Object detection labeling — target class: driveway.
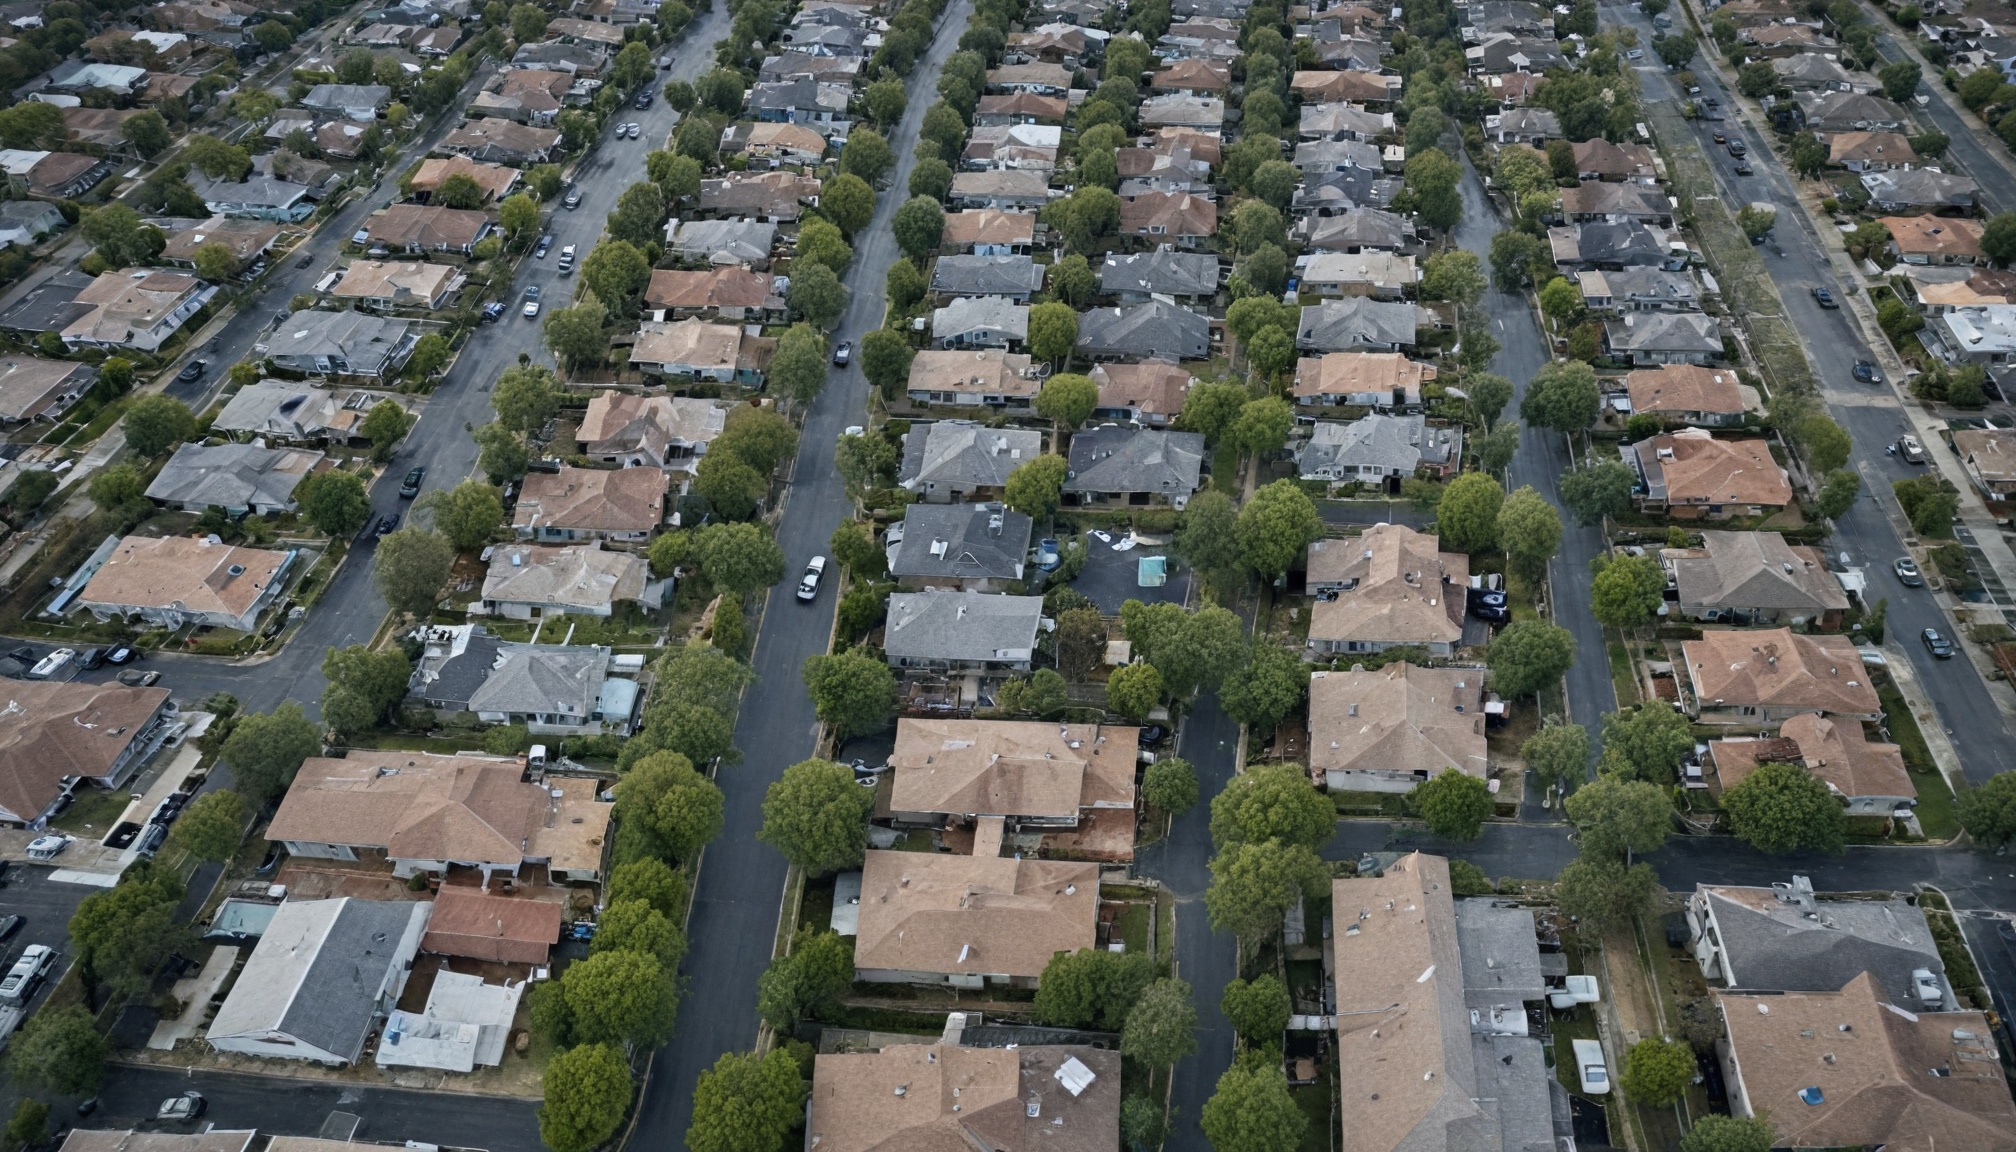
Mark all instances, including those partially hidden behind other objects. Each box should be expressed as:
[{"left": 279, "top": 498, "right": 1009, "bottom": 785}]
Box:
[{"left": 1068, "top": 533, "right": 1190, "bottom": 614}]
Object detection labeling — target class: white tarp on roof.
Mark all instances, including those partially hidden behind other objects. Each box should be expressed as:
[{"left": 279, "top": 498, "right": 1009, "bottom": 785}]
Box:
[{"left": 375, "top": 971, "right": 522, "bottom": 1073}]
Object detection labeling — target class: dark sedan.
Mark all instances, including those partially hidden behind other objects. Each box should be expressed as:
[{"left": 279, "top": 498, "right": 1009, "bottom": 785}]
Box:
[
  {"left": 1468, "top": 590, "right": 1510, "bottom": 622},
  {"left": 1923, "top": 627, "right": 1955, "bottom": 659}
]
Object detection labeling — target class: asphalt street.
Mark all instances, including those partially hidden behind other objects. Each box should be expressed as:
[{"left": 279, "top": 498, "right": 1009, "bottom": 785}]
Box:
[
  {"left": 1863, "top": 25, "right": 2014, "bottom": 218},
  {"left": 1609, "top": 0, "right": 2016, "bottom": 785},
  {"left": 0, "top": 863, "right": 93, "bottom": 1019},
  {"left": 1137, "top": 695, "right": 1240, "bottom": 1152},
  {"left": 628, "top": 0, "right": 976, "bottom": 1144}
]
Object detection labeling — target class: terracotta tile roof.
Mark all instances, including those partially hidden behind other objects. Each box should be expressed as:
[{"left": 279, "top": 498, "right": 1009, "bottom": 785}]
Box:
[
  {"left": 420, "top": 887, "right": 564, "bottom": 964},
  {"left": 1717, "top": 973, "right": 2016, "bottom": 1151},
  {"left": 1151, "top": 58, "right": 1233, "bottom": 90},
  {"left": 1883, "top": 215, "right": 1985, "bottom": 259},
  {"left": 408, "top": 155, "right": 520, "bottom": 203},
  {"left": 1308, "top": 663, "right": 1488, "bottom": 780},
  {"left": 1292, "top": 352, "right": 1437, "bottom": 401},
  {"left": 1118, "top": 191, "right": 1216, "bottom": 237},
  {"left": 364, "top": 204, "right": 491, "bottom": 250},
  {"left": 1306, "top": 524, "right": 1467, "bottom": 647},
  {"left": 1682, "top": 628, "right": 1881, "bottom": 716},
  {"left": 809, "top": 1043, "right": 1120, "bottom": 1152},
  {"left": 853, "top": 850, "right": 1097, "bottom": 979},
  {"left": 1626, "top": 365, "right": 1745, "bottom": 418},
  {"left": 1291, "top": 69, "right": 1398, "bottom": 102},
  {"left": 0, "top": 681, "right": 170, "bottom": 824},
  {"left": 889, "top": 718, "right": 1137, "bottom": 819},
  {"left": 513, "top": 466, "right": 669, "bottom": 534},
  {"left": 77, "top": 535, "right": 287, "bottom": 619}
]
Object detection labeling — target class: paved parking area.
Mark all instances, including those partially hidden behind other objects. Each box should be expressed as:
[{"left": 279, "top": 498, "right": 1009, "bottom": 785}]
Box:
[
  {"left": 1068, "top": 534, "right": 1192, "bottom": 614},
  {"left": 0, "top": 862, "right": 94, "bottom": 1015}
]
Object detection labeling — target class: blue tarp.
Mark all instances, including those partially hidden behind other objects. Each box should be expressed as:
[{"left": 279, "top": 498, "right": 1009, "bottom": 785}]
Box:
[{"left": 1138, "top": 556, "right": 1167, "bottom": 587}]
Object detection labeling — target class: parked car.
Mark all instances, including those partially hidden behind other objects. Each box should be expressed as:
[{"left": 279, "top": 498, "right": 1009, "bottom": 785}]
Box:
[
  {"left": 156, "top": 1093, "right": 205, "bottom": 1123},
  {"left": 481, "top": 302, "right": 506, "bottom": 323},
  {"left": 137, "top": 823, "right": 168, "bottom": 856},
  {"left": 106, "top": 645, "right": 136, "bottom": 664},
  {"left": 78, "top": 648, "right": 105, "bottom": 670},
  {"left": 0, "top": 945, "right": 54, "bottom": 1002},
  {"left": 1812, "top": 287, "right": 1838, "bottom": 308},
  {"left": 1034, "top": 538, "right": 1061, "bottom": 571},
  {"left": 1897, "top": 434, "right": 1927, "bottom": 463},
  {"left": 535, "top": 235, "right": 553, "bottom": 257},
  {"left": 117, "top": 669, "right": 161, "bottom": 687},
  {"left": 1923, "top": 627, "right": 1955, "bottom": 659},
  {"left": 24, "top": 834, "right": 67, "bottom": 861},
  {"left": 563, "top": 190, "right": 582, "bottom": 209},
  {"left": 27, "top": 649, "right": 74, "bottom": 679},
  {"left": 400, "top": 467, "right": 426, "bottom": 498},
  {"left": 373, "top": 513, "right": 400, "bottom": 538},
  {"left": 1573, "top": 1039, "right": 1610, "bottom": 1095},
  {"left": 176, "top": 360, "right": 206, "bottom": 383},
  {"left": 0, "top": 915, "right": 20, "bottom": 943},
  {"left": 8, "top": 647, "right": 31, "bottom": 664},
  {"left": 523, "top": 300, "right": 541, "bottom": 318},
  {"left": 1138, "top": 724, "right": 1169, "bottom": 747},
  {"left": 797, "top": 556, "right": 828, "bottom": 601},
  {"left": 1895, "top": 556, "right": 1924, "bottom": 586},
  {"left": 1712, "top": 131, "right": 1726, "bottom": 144},
  {"left": 1468, "top": 590, "right": 1510, "bottom": 621},
  {"left": 832, "top": 341, "right": 852, "bottom": 366},
  {"left": 1853, "top": 361, "right": 1881, "bottom": 383}
]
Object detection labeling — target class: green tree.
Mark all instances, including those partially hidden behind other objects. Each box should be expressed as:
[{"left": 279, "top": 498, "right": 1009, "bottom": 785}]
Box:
[
  {"left": 1498, "top": 486, "right": 1562, "bottom": 584},
  {"left": 1879, "top": 59, "right": 1923, "bottom": 103},
  {"left": 1236, "top": 480, "right": 1324, "bottom": 580},
  {"left": 1564, "top": 776, "right": 1670, "bottom": 860},
  {"left": 1539, "top": 276, "right": 1584, "bottom": 326},
  {"left": 1796, "top": 413, "right": 1852, "bottom": 474},
  {"left": 1467, "top": 374, "right": 1515, "bottom": 430},
  {"left": 828, "top": 520, "right": 884, "bottom": 580},
  {"left": 373, "top": 527, "right": 454, "bottom": 619},
  {"left": 788, "top": 263, "right": 848, "bottom": 331},
  {"left": 1106, "top": 661, "right": 1165, "bottom": 721},
  {"left": 122, "top": 394, "right": 196, "bottom": 457},
  {"left": 539, "top": 1044, "right": 632, "bottom": 1152},
  {"left": 67, "top": 866, "right": 186, "bottom": 1006},
  {"left": 1412, "top": 768, "right": 1494, "bottom": 840},
  {"left": 1560, "top": 460, "right": 1637, "bottom": 526},
  {"left": 796, "top": 217, "right": 853, "bottom": 275},
  {"left": 1047, "top": 253, "right": 1096, "bottom": 306},
  {"left": 1591, "top": 554, "right": 1666, "bottom": 631},
  {"left": 839, "top": 126, "right": 893, "bottom": 182},
  {"left": 561, "top": 948, "right": 678, "bottom": 1047},
  {"left": 1435, "top": 471, "right": 1505, "bottom": 554},
  {"left": 1487, "top": 619, "right": 1575, "bottom": 698},
  {"left": 686, "top": 1049, "right": 805, "bottom": 1152},
  {"left": 1681, "top": 1116, "right": 1778, "bottom": 1152},
  {"left": 221, "top": 702, "right": 321, "bottom": 804},
  {"left": 608, "top": 858, "right": 687, "bottom": 920},
  {"left": 1220, "top": 643, "right": 1310, "bottom": 738},
  {"left": 475, "top": 424, "right": 529, "bottom": 484},
  {"left": 692, "top": 521, "right": 785, "bottom": 597},
  {"left": 1173, "top": 489, "right": 1242, "bottom": 586},
  {"left": 614, "top": 750, "right": 724, "bottom": 862},
  {"left": 820, "top": 173, "right": 875, "bottom": 238},
  {"left": 1035, "top": 370, "right": 1097, "bottom": 428},
  {"left": 5, "top": 1005, "right": 108, "bottom": 1096},
  {"left": 1983, "top": 213, "right": 2016, "bottom": 266},
  {"left": 183, "top": 133, "right": 251, "bottom": 180},
  {"left": 756, "top": 931, "right": 854, "bottom": 1029},
  {"left": 865, "top": 77, "right": 907, "bottom": 126},
  {"left": 1815, "top": 469, "right": 1861, "bottom": 521},
  {"left": 1622, "top": 1038, "right": 1696, "bottom": 1105},
  {"left": 1654, "top": 29, "right": 1698, "bottom": 68},
  {"left": 1602, "top": 702, "right": 1696, "bottom": 785},
  {"left": 1490, "top": 229, "right": 1551, "bottom": 291},
  {"left": 1556, "top": 856, "right": 1659, "bottom": 930},
  {"left": 859, "top": 328, "right": 913, "bottom": 398},
  {"left": 1210, "top": 762, "right": 1333, "bottom": 850},
  {"left": 1724, "top": 760, "right": 1846, "bottom": 854},
  {"left": 1736, "top": 203, "right": 1777, "bottom": 242},
  {"left": 1478, "top": 422, "right": 1520, "bottom": 478},
  {"left": 713, "top": 406, "right": 799, "bottom": 477},
  {"left": 768, "top": 323, "right": 831, "bottom": 407},
  {"left": 1894, "top": 476, "right": 1960, "bottom": 538},
  {"left": 1405, "top": 147, "right": 1463, "bottom": 230},
  {"left": 892, "top": 195, "right": 945, "bottom": 260},
  {"left": 1027, "top": 304, "right": 1081, "bottom": 367},
  {"left": 86, "top": 463, "right": 148, "bottom": 520},
  {"left": 1179, "top": 380, "right": 1252, "bottom": 443},
  {"left": 355, "top": 399, "right": 413, "bottom": 462},
  {"left": 321, "top": 644, "right": 413, "bottom": 738},
  {"left": 5, "top": 1100, "right": 49, "bottom": 1152},
  {"left": 1004, "top": 453, "right": 1067, "bottom": 519},
  {"left": 1205, "top": 839, "right": 1328, "bottom": 940},
  {"left": 1122, "top": 978, "right": 1198, "bottom": 1069},
  {"left": 164, "top": 789, "right": 247, "bottom": 862},
  {"left": 1959, "top": 771, "right": 2016, "bottom": 848},
  {"left": 590, "top": 899, "right": 686, "bottom": 968},
  {"left": 1231, "top": 396, "right": 1295, "bottom": 457},
  {"left": 1036, "top": 949, "right": 1157, "bottom": 1029},
  {"left": 543, "top": 302, "right": 609, "bottom": 370},
  {"left": 886, "top": 258, "right": 927, "bottom": 310},
  {"left": 495, "top": 366, "right": 563, "bottom": 436},
  {"left": 510, "top": 2, "right": 548, "bottom": 40},
  {"left": 1521, "top": 360, "right": 1601, "bottom": 433},
  {"left": 758, "top": 758, "right": 877, "bottom": 875},
  {"left": 1142, "top": 757, "right": 1200, "bottom": 815},
  {"left": 800, "top": 649, "right": 897, "bottom": 738},
  {"left": 194, "top": 243, "right": 238, "bottom": 282},
  {"left": 1522, "top": 717, "right": 1589, "bottom": 795},
  {"left": 1220, "top": 974, "right": 1291, "bottom": 1045},
  {"left": 1202, "top": 1052, "right": 1307, "bottom": 1152},
  {"left": 1420, "top": 249, "right": 1486, "bottom": 307}
]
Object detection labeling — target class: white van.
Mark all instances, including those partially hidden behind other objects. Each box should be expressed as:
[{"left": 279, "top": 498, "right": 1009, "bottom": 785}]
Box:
[{"left": 1573, "top": 1038, "right": 1610, "bottom": 1094}]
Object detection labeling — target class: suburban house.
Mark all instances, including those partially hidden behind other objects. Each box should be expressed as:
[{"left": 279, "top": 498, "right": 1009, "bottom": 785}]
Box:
[
  {"left": 1331, "top": 853, "right": 1570, "bottom": 1152},
  {"left": 1098, "top": 250, "right": 1220, "bottom": 302},
  {"left": 576, "top": 392, "right": 728, "bottom": 471},
  {"left": 1305, "top": 524, "right": 1468, "bottom": 656},
  {"left": 1831, "top": 132, "right": 1918, "bottom": 171},
  {"left": 1548, "top": 221, "right": 1668, "bottom": 269},
  {"left": 205, "top": 898, "right": 432, "bottom": 1065},
  {"left": 1297, "top": 412, "right": 1461, "bottom": 484},
  {"left": 463, "top": 644, "right": 634, "bottom": 736},
  {"left": 1292, "top": 351, "right": 1436, "bottom": 409},
  {"left": 745, "top": 77, "right": 853, "bottom": 125},
  {"left": 404, "top": 163, "right": 518, "bottom": 207},
  {"left": 941, "top": 209, "right": 1036, "bottom": 255},
  {"left": 192, "top": 174, "right": 314, "bottom": 223},
  {"left": 931, "top": 296, "right": 1029, "bottom": 350},
  {"left": 740, "top": 122, "right": 827, "bottom": 163},
  {"left": 667, "top": 219, "right": 777, "bottom": 267},
  {"left": 949, "top": 169, "right": 1052, "bottom": 211},
  {"left": 469, "top": 69, "right": 568, "bottom": 122},
  {"left": 1572, "top": 137, "right": 1658, "bottom": 181},
  {"left": 437, "top": 120, "right": 563, "bottom": 165},
  {"left": 1307, "top": 664, "right": 1487, "bottom": 792},
  {"left": 420, "top": 888, "right": 564, "bottom": 966},
  {"left": 883, "top": 591, "right": 1044, "bottom": 674},
  {"left": 1576, "top": 267, "right": 1699, "bottom": 313},
  {"left": 1062, "top": 426, "right": 1206, "bottom": 508},
  {"left": 1116, "top": 191, "right": 1217, "bottom": 245},
  {"left": 898, "top": 422, "right": 1043, "bottom": 502},
  {"left": 1861, "top": 168, "right": 1980, "bottom": 213},
  {"left": 1292, "top": 69, "right": 1400, "bottom": 102},
  {"left": 807, "top": 1038, "right": 1120, "bottom": 1152},
  {"left": 60, "top": 269, "right": 217, "bottom": 352},
  {"left": 885, "top": 503, "right": 1031, "bottom": 592},
  {"left": 850, "top": 849, "right": 1097, "bottom": 987},
  {"left": 145, "top": 443, "right": 323, "bottom": 516},
  {"left": 1298, "top": 251, "right": 1416, "bottom": 298},
  {"left": 1685, "top": 876, "right": 1946, "bottom": 1005},
  {"left": 1953, "top": 428, "right": 2016, "bottom": 498},
  {"left": 74, "top": 535, "right": 292, "bottom": 633},
  {"left": 1603, "top": 311, "right": 1722, "bottom": 366},
  {"left": 1295, "top": 297, "right": 1422, "bottom": 353},
  {"left": 628, "top": 319, "right": 774, "bottom": 384},
  {"left": 1298, "top": 208, "right": 1417, "bottom": 255},
  {"left": 360, "top": 204, "right": 493, "bottom": 255},
  {"left": 1680, "top": 628, "right": 1882, "bottom": 724},
  {"left": 0, "top": 356, "right": 93, "bottom": 425},
  {"left": 160, "top": 217, "right": 282, "bottom": 272},
  {"left": 905, "top": 349, "right": 1041, "bottom": 408},
  {"left": 301, "top": 83, "right": 392, "bottom": 119},
  {"left": 0, "top": 680, "right": 174, "bottom": 827},
  {"left": 1075, "top": 301, "right": 1212, "bottom": 361},
  {"left": 697, "top": 170, "right": 824, "bottom": 220},
  {"left": 330, "top": 260, "right": 466, "bottom": 311},
  {"left": 1662, "top": 530, "right": 1849, "bottom": 626},
  {"left": 1628, "top": 429, "right": 1792, "bottom": 519},
  {"left": 266, "top": 751, "right": 613, "bottom": 883},
  {"left": 973, "top": 91, "right": 1069, "bottom": 125},
  {"left": 0, "top": 200, "right": 67, "bottom": 249},
  {"left": 1624, "top": 364, "right": 1746, "bottom": 426},
  {"left": 479, "top": 543, "right": 657, "bottom": 619},
  {"left": 1557, "top": 181, "right": 1670, "bottom": 224},
  {"left": 929, "top": 255, "right": 1046, "bottom": 302},
  {"left": 642, "top": 267, "right": 777, "bottom": 322},
  {"left": 1715, "top": 974, "right": 2016, "bottom": 1150},
  {"left": 513, "top": 466, "right": 669, "bottom": 544},
  {"left": 1709, "top": 712, "right": 1914, "bottom": 816},
  {"left": 1922, "top": 304, "right": 2016, "bottom": 368},
  {"left": 0, "top": 150, "right": 113, "bottom": 199},
  {"left": 886, "top": 718, "right": 1137, "bottom": 843},
  {"left": 1089, "top": 360, "right": 1192, "bottom": 426},
  {"left": 210, "top": 383, "right": 385, "bottom": 444},
  {"left": 265, "top": 310, "right": 420, "bottom": 379},
  {"left": 1884, "top": 215, "right": 1986, "bottom": 265}
]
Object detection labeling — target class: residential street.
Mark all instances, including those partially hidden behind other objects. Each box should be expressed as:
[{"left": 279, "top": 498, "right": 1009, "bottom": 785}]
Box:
[
  {"left": 1859, "top": 22, "right": 2015, "bottom": 217},
  {"left": 627, "top": 0, "right": 976, "bottom": 1142},
  {"left": 1137, "top": 695, "right": 1240, "bottom": 1152},
  {"left": 1607, "top": 0, "right": 2016, "bottom": 786}
]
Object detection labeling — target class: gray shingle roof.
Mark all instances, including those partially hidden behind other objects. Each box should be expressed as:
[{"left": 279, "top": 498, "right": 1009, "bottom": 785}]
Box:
[
  {"left": 1454, "top": 899, "right": 1547, "bottom": 1008},
  {"left": 1063, "top": 426, "right": 1206, "bottom": 497},
  {"left": 1699, "top": 883, "right": 1949, "bottom": 1007},
  {"left": 931, "top": 255, "right": 1045, "bottom": 297},
  {"left": 146, "top": 442, "right": 322, "bottom": 510},
  {"left": 416, "top": 628, "right": 505, "bottom": 709},
  {"left": 466, "top": 643, "right": 608, "bottom": 718},
  {"left": 1075, "top": 301, "right": 1211, "bottom": 360},
  {"left": 888, "top": 503, "right": 1032, "bottom": 582},
  {"left": 883, "top": 591, "right": 1043, "bottom": 663},
  {"left": 1296, "top": 297, "right": 1422, "bottom": 350},
  {"left": 899, "top": 422, "right": 1045, "bottom": 492},
  {"left": 279, "top": 899, "right": 426, "bottom": 1062},
  {"left": 1098, "top": 250, "right": 1221, "bottom": 297},
  {"left": 1297, "top": 413, "right": 1459, "bottom": 477}
]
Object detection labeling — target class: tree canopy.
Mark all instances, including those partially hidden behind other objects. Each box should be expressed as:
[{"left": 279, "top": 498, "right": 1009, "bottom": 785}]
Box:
[
  {"left": 1412, "top": 769, "right": 1494, "bottom": 841},
  {"left": 759, "top": 759, "right": 876, "bottom": 875},
  {"left": 1723, "top": 761, "right": 1846, "bottom": 854}
]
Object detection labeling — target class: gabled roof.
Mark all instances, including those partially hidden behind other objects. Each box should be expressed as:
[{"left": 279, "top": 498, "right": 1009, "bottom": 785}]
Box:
[
  {"left": 1625, "top": 364, "right": 1744, "bottom": 416},
  {"left": 1308, "top": 663, "right": 1487, "bottom": 779},
  {"left": 78, "top": 535, "right": 288, "bottom": 619},
  {"left": 1062, "top": 426, "right": 1205, "bottom": 496},
  {"left": 1717, "top": 973, "right": 2016, "bottom": 1151},
  {"left": 1307, "top": 524, "right": 1467, "bottom": 645},
  {"left": 1296, "top": 297, "right": 1422, "bottom": 350},
  {"left": 1681, "top": 628, "right": 1880, "bottom": 715},
  {"left": 420, "top": 887, "right": 564, "bottom": 965},
  {"left": 888, "top": 502, "right": 1031, "bottom": 582},
  {"left": 1293, "top": 351, "right": 1437, "bottom": 400},
  {"left": 1633, "top": 429, "right": 1791, "bottom": 506},
  {"left": 206, "top": 898, "right": 430, "bottom": 1064},
  {"left": 1884, "top": 214, "right": 1984, "bottom": 259},
  {"left": 1151, "top": 57, "right": 1232, "bottom": 90},
  {"left": 0, "top": 681, "right": 170, "bottom": 824},
  {"left": 1298, "top": 412, "right": 1459, "bottom": 475},
  {"left": 1691, "top": 880, "right": 1941, "bottom": 1002},
  {"left": 1605, "top": 311, "right": 1721, "bottom": 354},
  {"left": 853, "top": 850, "right": 1098, "bottom": 979},
  {"left": 668, "top": 219, "right": 777, "bottom": 265},
  {"left": 482, "top": 543, "right": 649, "bottom": 611},
  {"left": 577, "top": 392, "right": 727, "bottom": 459},
  {"left": 1089, "top": 359, "right": 1193, "bottom": 417},
  {"left": 889, "top": 718, "right": 1136, "bottom": 818},
  {"left": 899, "top": 422, "right": 1043, "bottom": 490},
  {"left": 467, "top": 643, "right": 608, "bottom": 718},
  {"left": 1712, "top": 711, "right": 1912, "bottom": 803},
  {"left": 1669, "top": 531, "right": 1849, "bottom": 614},
  {"left": 884, "top": 591, "right": 1043, "bottom": 663},
  {"left": 1075, "top": 300, "right": 1211, "bottom": 359},
  {"left": 644, "top": 265, "right": 773, "bottom": 311},
  {"left": 1098, "top": 249, "right": 1219, "bottom": 296},
  {"left": 942, "top": 209, "right": 1036, "bottom": 248},
  {"left": 1571, "top": 137, "right": 1657, "bottom": 179},
  {"left": 1300, "top": 207, "right": 1415, "bottom": 252},
  {"left": 809, "top": 1043, "right": 1120, "bottom": 1152},
  {"left": 931, "top": 295, "right": 1029, "bottom": 342},
  {"left": 1118, "top": 190, "right": 1217, "bottom": 236},
  {"left": 1831, "top": 131, "right": 1917, "bottom": 166},
  {"left": 513, "top": 465, "right": 668, "bottom": 533},
  {"left": 145, "top": 442, "right": 322, "bottom": 509},
  {"left": 930, "top": 254, "right": 1045, "bottom": 296}
]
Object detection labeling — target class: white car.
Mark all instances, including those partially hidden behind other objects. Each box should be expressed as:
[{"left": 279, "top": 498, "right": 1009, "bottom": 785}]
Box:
[
  {"left": 797, "top": 556, "right": 827, "bottom": 601},
  {"left": 25, "top": 834, "right": 68, "bottom": 861},
  {"left": 523, "top": 301, "right": 541, "bottom": 318},
  {"left": 1573, "top": 1039, "right": 1610, "bottom": 1094},
  {"left": 1913, "top": 967, "right": 1944, "bottom": 1005},
  {"left": 27, "top": 648, "right": 74, "bottom": 679}
]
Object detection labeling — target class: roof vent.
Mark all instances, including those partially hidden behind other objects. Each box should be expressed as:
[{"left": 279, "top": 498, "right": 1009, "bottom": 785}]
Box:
[{"left": 227, "top": 565, "right": 246, "bottom": 576}]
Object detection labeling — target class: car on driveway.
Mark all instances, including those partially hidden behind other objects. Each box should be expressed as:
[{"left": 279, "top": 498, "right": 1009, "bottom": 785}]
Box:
[
  {"left": 1895, "top": 556, "right": 1924, "bottom": 586},
  {"left": 1812, "top": 287, "right": 1838, "bottom": 308},
  {"left": 157, "top": 1094, "right": 206, "bottom": 1123},
  {"left": 797, "top": 556, "right": 827, "bottom": 601},
  {"left": 106, "top": 645, "right": 136, "bottom": 664},
  {"left": 118, "top": 669, "right": 161, "bottom": 687},
  {"left": 1924, "top": 627, "right": 1956, "bottom": 658},
  {"left": 1468, "top": 589, "right": 1510, "bottom": 621},
  {"left": 832, "top": 341, "right": 852, "bottom": 366},
  {"left": 1853, "top": 361, "right": 1881, "bottom": 383}
]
